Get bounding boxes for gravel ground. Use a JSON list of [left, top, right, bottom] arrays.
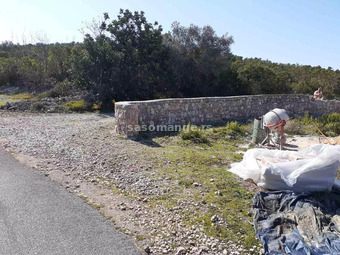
[[0, 111, 262, 255]]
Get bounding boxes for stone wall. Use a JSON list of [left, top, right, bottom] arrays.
[[114, 94, 340, 136]]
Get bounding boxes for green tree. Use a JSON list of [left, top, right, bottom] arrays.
[[73, 9, 168, 108], [164, 22, 235, 97]]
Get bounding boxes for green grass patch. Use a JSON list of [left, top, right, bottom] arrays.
[[10, 93, 33, 100], [63, 100, 90, 112]]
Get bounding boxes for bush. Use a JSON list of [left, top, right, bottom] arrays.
[[298, 112, 316, 124], [32, 102, 46, 112], [286, 112, 340, 136], [179, 124, 210, 144], [285, 120, 309, 135], [321, 113, 340, 124], [38, 80, 75, 98], [209, 121, 246, 140], [322, 123, 340, 136]]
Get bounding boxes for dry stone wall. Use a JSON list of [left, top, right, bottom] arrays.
[[115, 94, 340, 136]]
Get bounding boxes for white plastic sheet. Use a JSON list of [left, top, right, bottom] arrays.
[[229, 144, 340, 191]]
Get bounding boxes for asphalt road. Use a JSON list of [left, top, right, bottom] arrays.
[[0, 149, 141, 255]]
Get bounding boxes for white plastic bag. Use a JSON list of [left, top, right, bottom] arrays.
[[228, 144, 340, 191]]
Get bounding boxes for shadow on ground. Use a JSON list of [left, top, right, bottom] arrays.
[[130, 131, 180, 148]]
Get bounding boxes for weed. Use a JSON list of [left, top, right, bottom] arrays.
[[88, 202, 105, 210], [77, 194, 88, 200], [111, 185, 121, 195], [136, 235, 146, 241]]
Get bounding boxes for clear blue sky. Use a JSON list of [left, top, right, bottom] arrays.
[[0, 0, 339, 70]]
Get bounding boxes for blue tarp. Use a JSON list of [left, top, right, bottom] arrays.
[[253, 191, 340, 255]]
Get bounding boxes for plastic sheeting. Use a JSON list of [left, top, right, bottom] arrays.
[[229, 144, 340, 191], [253, 191, 340, 255]]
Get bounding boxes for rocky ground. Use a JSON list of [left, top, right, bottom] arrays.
[[1, 110, 328, 255], [0, 111, 267, 255]]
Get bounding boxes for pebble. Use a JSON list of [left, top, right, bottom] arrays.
[[211, 215, 220, 223], [176, 247, 186, 255]]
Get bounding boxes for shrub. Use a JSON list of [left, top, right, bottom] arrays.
[[286, 112, 340, 136], [209, 121, 246, 140], [32, 102, 46, 112], [179, 124, 210, 144], [299, 112, 316, 124], [38, 80, 75, 98], [321, 113, 340, 124], [284, 120, 309, 135]]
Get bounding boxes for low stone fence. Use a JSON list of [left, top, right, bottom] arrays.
[[114, 94, 340, 136]]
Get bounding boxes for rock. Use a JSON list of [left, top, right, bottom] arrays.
[[211, 215, 220, 223], [144, 246, 151, 254], [192, 247, 199, 253], [176, 247, 186, 255], [199, 246, 209, 253], [215, 190, 223, 196]]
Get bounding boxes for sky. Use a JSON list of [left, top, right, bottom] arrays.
[[0, 0, 339, 70]]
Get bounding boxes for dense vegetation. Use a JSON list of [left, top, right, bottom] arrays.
[[1, 9, 339, 110]]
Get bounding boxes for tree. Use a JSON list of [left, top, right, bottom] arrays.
[[164, 22, 234, 97], [73, 9, 168, 108], [47, 43, 72, 82]]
